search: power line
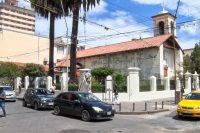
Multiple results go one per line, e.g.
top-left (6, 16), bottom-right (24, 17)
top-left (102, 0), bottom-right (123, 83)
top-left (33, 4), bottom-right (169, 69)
top-left (105, 0), bottom-right (152, 27)
top-left (0, 48), bottom-right (49, 59)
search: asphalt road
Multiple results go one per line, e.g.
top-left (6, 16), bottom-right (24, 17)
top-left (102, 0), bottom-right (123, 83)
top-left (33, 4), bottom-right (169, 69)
top-left (0, 100), bottom-right (200, 133)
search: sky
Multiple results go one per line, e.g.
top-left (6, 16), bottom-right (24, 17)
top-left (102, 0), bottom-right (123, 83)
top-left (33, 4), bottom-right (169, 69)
top-left (18, 0), bottom-right (200, 49)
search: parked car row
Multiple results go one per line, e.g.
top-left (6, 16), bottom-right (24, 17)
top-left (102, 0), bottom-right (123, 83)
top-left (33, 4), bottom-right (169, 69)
top-left (22, 88), bottom-right (115, 121)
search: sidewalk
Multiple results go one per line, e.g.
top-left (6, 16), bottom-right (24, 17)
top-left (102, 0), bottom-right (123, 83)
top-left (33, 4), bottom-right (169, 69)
top-left (112, 97), bottom-right (177, 115)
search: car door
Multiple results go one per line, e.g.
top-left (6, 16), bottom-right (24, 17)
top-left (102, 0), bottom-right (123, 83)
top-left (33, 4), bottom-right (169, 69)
top-left (24, 89), bottom-right (31, 104)
top-left (69, 93), bottom-right (82, 116)
top-left (59, 92), bottom-right (71, 115)
top-left (28, 89), bottom-right (36, 106)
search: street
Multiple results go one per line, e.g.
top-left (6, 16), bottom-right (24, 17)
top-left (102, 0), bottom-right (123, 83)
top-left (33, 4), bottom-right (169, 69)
top-left (0, 100), bottom-right (200, 133)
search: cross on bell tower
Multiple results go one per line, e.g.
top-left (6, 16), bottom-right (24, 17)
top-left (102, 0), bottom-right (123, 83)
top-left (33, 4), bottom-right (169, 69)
top-left (152, 8), bottom-right (176, 36)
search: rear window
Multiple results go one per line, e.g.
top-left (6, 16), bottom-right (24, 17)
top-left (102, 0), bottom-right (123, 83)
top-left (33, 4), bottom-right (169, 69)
top-left (0, 86), bottom-right (12, 91)
top-left (34, 89), bottom-right (52, 95)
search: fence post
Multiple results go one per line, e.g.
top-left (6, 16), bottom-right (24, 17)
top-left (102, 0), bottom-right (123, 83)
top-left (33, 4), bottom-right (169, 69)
top-left (119, 103), bottom-right (121, 112)
top-left (145, 102), bottom-right (147, 111)
top-left (133, 103), bottom-right (135, 112)
top-left (155, 102), bottom-right (157, 110)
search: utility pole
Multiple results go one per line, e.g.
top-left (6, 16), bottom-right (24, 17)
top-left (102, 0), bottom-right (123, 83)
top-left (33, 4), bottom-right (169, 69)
top-left (173, 0), bottom-right (181, 104)
top-left (38, 33), bottom-right (40, 64)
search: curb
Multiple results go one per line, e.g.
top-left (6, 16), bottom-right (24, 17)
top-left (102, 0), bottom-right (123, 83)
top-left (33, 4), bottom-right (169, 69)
top-left (115, 109), bottom-right (169, 115)
top-left (16, 97), bottom-right (23, 100)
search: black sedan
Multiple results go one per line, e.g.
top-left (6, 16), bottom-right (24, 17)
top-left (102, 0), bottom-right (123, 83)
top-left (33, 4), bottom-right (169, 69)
top-left (53, 91), bottom-right (115, 121)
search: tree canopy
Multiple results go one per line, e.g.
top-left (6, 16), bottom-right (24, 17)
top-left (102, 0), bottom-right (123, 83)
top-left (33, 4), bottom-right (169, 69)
top-left (0, 62), bottom-right (22, 84)
top-left (190, 43), bottom-right (200, 73)
top-left (22, 63), bottom-right (46, 78)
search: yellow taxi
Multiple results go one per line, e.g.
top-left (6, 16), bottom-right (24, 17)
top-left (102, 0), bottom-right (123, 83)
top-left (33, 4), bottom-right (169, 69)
top-left (177, 90), bottom-right (200, 117)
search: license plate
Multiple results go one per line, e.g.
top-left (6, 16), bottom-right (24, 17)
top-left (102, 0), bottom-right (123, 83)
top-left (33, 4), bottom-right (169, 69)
top-left (48, 102), bottom-right (54, 105)
top-left (107, 111), bottom-right (111, 115)
top-left (183, 110), bottom-right (191, 114)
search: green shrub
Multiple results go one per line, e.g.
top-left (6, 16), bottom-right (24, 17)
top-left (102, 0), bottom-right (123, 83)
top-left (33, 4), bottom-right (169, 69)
top-left (140, 84), bottom-right (151, 92)
top-left (157, 85), bottom-right (165, 91)
top-left (68, 83), bottom-right (78, 91)
top-left (91, 79), bottom-right (105, 93)
top-left (113, 73), bottom-right (127, 92)
top-left (55, 83), bottom-right (61, 90)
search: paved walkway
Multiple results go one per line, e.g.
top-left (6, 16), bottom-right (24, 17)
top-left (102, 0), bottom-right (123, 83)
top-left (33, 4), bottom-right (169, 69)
top-left (113, 97), bottom-right (177, 114)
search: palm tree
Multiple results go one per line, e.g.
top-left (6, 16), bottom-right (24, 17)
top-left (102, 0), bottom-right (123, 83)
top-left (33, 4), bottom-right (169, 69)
top-left (29, 0), bottom-right (63, 81)
top-left (59, 0), bottom-right (100, 83)
top-left (30, 0), bottom-right (100, 84)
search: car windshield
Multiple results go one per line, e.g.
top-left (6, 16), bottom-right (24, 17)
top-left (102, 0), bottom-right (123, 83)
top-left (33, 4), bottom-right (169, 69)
top-left (186, 93), bottom-right (200, 100)
top-left (34, 89), bottom-right (52, 95)
top-left (78, 93), bottom-right (101, 102)
top-left (0, 87), bottom-right (12, 91)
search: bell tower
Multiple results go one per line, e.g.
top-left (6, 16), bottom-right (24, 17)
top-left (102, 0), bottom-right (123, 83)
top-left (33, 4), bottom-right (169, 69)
top-left (152, 9), bottom-right (176, 36)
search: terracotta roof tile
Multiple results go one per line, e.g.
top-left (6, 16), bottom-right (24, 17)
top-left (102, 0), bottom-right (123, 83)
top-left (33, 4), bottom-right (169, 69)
top-left (77, 34), bottom-right (171, 58)
top-left (57, 34), bottom-right (172, 67)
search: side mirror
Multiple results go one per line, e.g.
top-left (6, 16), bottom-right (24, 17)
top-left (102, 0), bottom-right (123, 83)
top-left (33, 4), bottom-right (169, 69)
top-left (74, 99), bottom-right (80, 103)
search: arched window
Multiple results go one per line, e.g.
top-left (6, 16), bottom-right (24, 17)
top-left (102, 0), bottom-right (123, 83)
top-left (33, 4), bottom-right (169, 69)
top-left (158, 21), bottom-right (165, 35)
top-left (170, 21), bottom-right (174, 34)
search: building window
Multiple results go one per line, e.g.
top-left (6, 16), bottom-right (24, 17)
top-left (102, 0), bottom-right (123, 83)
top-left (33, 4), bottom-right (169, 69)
top-left (158, 21), bottom-right (165, 35)
top-left (57, 45), bottom-right (64, 55)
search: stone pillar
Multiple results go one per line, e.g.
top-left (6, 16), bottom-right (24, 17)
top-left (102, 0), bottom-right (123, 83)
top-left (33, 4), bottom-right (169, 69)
top-left (193, 71), bottom-right (199, 90)
top-left (176, 77), bottom-right (181, 91)
top-left (105, 75), bottom-right (113, 102)
top-left (127, 75), bottom-right (130, 101)
top-left (79, 69), bottom-right (92, 92)
top-left (185, 71), bottom-right (192, 94)
top-left (150, 76), bottom-right (156, 91)
top-left (34, 77), bottom-right (39, 88)
top-left (46, 76), bottom-right (52, 90)
top-left (24, 76), bottom-right (29, 90)
top-left (128, 67), bottom-right (140, 100)
top-left (14, 77), bottom-right (22, 94)
top-left (60, 73), bottom-right (67, 92)
top-left (164, 77), bottom-right (170, 90)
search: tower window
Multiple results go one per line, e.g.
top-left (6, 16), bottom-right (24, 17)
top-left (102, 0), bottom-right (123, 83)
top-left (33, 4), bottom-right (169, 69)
top-left (158, 21), bottom-right (165, 35)
top-left (170, 21), bottom-right (174, 34)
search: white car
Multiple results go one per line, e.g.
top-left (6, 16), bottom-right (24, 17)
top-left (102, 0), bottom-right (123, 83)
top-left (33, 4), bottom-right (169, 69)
top-left (0, 86), bottom-right (16, 102)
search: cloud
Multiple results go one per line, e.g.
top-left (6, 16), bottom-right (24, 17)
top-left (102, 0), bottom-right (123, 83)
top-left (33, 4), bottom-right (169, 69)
top-left (131, 0), bottom-right (178, 9)
top-left (75, 10), bottom-right (152, 46)
top-left (179, 23), bottom-right (200, 35)
top-left (85, 0), bottom-right (108, 16)
top-left (179, 37), bottom-right (198, 49)
top-left (18, 0), bottom-right (31, 9)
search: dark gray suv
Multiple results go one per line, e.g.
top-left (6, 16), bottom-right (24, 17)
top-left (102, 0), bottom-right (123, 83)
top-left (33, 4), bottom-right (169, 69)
top-left (22, 88), bottom-right (55, 110)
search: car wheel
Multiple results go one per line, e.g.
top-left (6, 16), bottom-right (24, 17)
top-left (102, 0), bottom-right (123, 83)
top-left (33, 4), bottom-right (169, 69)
top-left (22, 100), bottom-right (27, 107)
top-left (34, 102), bottom-right (39, 110)
top-left (54, 106), bottom-right (61, 115)
top-left (81, 110), bottom-right (90, 122)
top-left (177, 114), bottom-right (183, 119)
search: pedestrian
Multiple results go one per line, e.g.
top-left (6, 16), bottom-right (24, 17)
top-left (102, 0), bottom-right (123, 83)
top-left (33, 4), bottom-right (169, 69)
top-left (0, 87), bottom-right (6, 117)
top-left (181, 86), bottom-right (185, 99)
top-left (113, 89), bottom-right (119, 104)
top-left (50, 84), bottom-right (56, 95)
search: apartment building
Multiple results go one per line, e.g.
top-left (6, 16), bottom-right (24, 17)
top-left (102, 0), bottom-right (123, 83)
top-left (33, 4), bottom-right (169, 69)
top-left (0, 0), bottom-right (35, 34)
